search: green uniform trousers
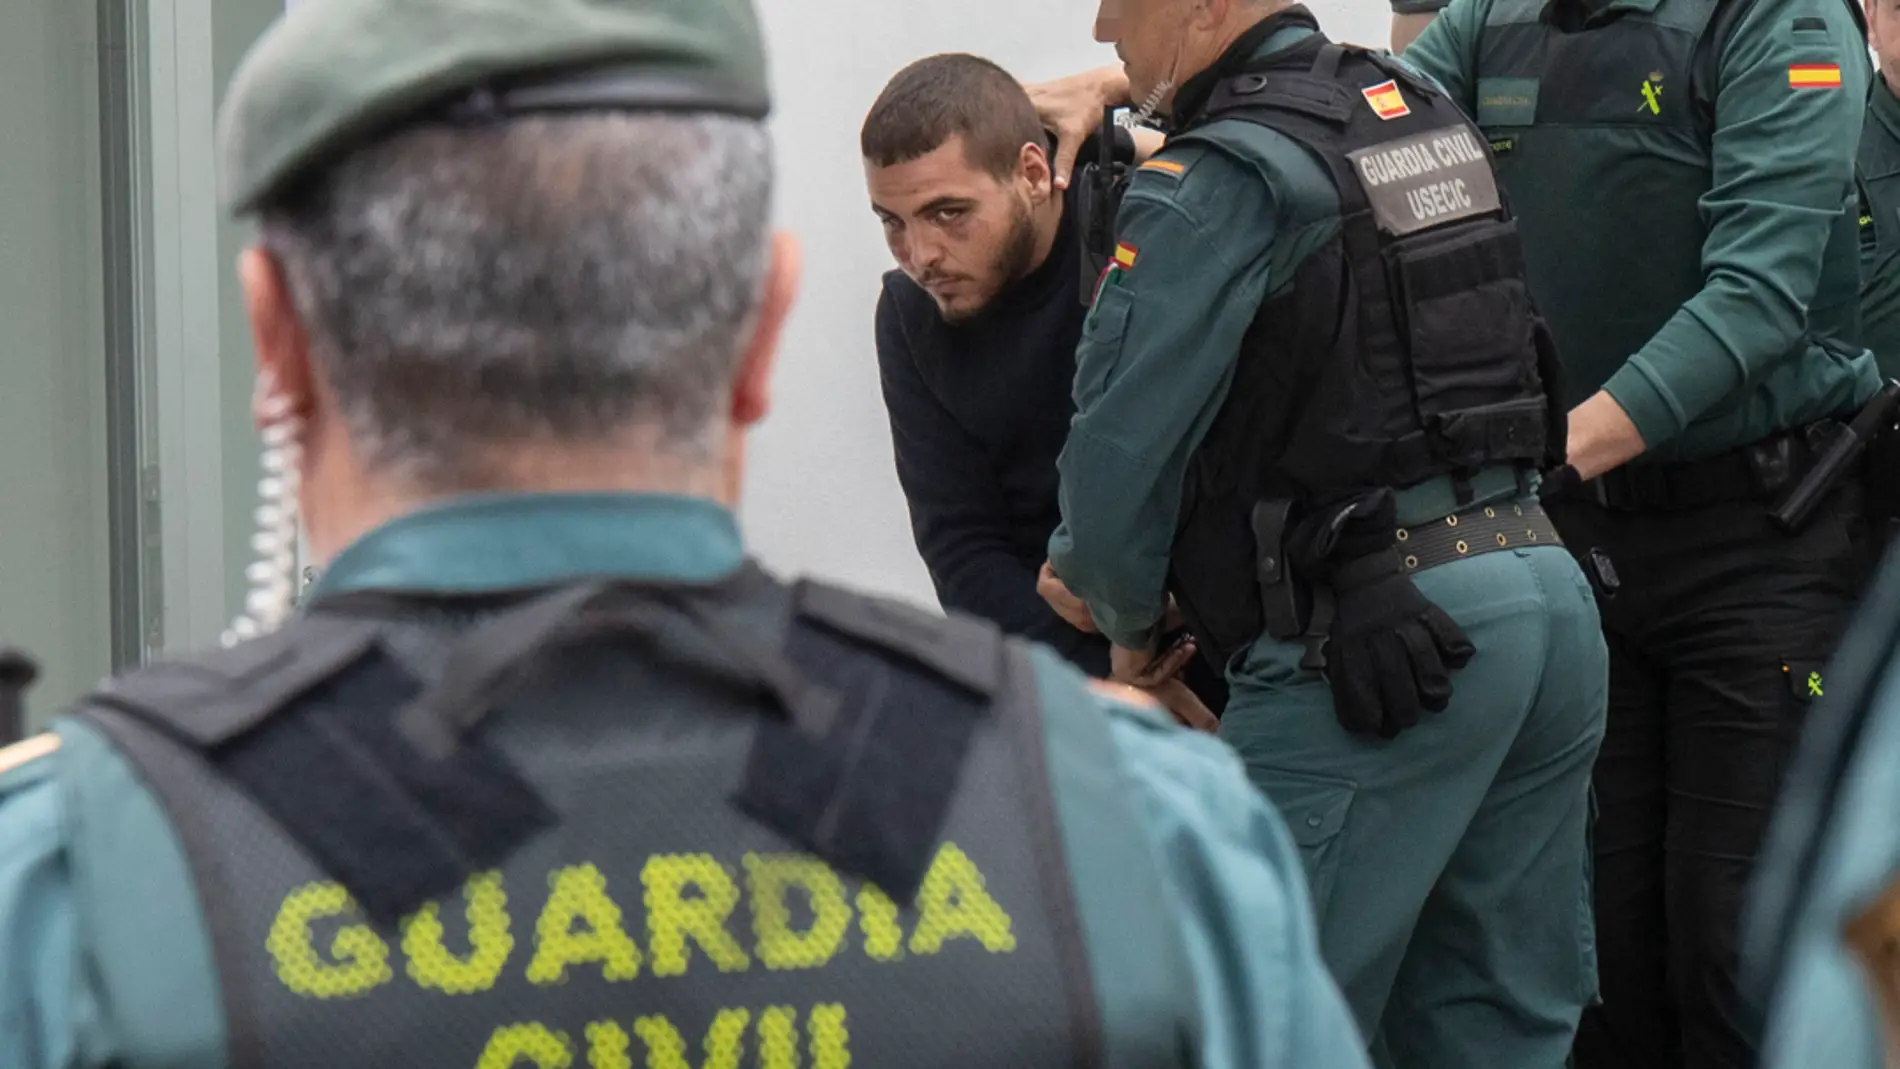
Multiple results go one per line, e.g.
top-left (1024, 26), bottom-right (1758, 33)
top-left (1220, 538), bottom-right (1608, 1069)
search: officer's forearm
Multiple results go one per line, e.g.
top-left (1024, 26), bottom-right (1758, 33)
top-left (1604, 269), bottom-right (1821, 447)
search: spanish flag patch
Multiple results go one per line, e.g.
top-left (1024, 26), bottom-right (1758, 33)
top-left (1139, 158), bottom-right (1186, 177)
top-left (1789, 63), bottom-right (1842, 88)
top-left (1114, 242), bottom-right (1138, 269)
top-left (1362, 79), bottom-right (1411, 120)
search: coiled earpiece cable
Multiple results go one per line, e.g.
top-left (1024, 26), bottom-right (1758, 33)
top-left (220, 393), bottom-right (304, 648)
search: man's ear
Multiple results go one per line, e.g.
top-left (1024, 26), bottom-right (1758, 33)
top-left (1019, 140), bottom-right (1056, 203)
top-left (731, 230), bottom-right (802, 428)
top-left (238, 246), bottom-right (316, 430)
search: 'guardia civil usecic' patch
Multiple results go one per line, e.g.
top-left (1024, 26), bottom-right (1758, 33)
top-left (1345, 125), bottom-right (1503, 237)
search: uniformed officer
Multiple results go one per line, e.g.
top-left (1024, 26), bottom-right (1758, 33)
top-left (0, 2), bottom-right (1376, 1067)
top-left (1861, 0), bottom-right (1900, 550)
top-left (1741, 547), bottom-right (1900, 1069)
top-left (1396, 6), bottom-right (1879, 1069)
top-left (1862, 0), bottom-right (1900, 374)
top-left (1035, 1), bottom-right (1895, 1066)
top-left (1033, 1), bottom-right (1610, 1066)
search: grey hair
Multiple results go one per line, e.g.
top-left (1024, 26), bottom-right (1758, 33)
top-left (257, 111), bottom-right (775, 490)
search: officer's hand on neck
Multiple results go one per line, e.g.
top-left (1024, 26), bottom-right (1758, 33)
top-left (1023, 66), bottom-right (1132, 189)
top-left (1564, 390), bottom-right (1649, 481)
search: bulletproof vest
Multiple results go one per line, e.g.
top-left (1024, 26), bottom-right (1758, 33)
top-left (1472, 0), bottom-right (1865, 407)
top-left (1162, 19), bottom-right (1565, 670)
top-left (72, 565), bottom-right (1149, 1069)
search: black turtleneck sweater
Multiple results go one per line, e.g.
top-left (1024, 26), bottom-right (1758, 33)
top-left (873, 147), bottom-right (1123, 676)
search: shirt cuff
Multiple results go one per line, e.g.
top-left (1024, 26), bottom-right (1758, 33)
top-left (1101, 617), bottom-right (1163, 655)
top-left (1603, 358), bottom-right (1683, 450)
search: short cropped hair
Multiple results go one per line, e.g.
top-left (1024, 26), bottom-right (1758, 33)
top-left (860, 53), bottom-right (1047, 179)
top-left (256, 112), bottom-right (773, 491)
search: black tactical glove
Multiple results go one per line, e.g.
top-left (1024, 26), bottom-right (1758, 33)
top-left (1286, 490), bottom-right (1476, 739)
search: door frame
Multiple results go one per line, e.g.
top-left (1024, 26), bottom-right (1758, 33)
top-left (97, 0), bottom-right (234, 666)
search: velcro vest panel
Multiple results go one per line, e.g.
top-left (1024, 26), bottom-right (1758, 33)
top-left (1474, 0), bottom-right (1864, 404)
top-left (74, 566), bottom-right (1126, 1069)
top-left (1162, 25), bottom-right (1563, 669)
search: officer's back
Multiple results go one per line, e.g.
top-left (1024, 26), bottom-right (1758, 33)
top-left (0, 2), bottom-right (1371, 1067)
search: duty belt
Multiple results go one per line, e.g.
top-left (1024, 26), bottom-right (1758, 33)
top-left (1395, 500), bottom-right (1562, 574)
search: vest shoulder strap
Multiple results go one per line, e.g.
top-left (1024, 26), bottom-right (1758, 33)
top-left (1204, 70), bottom-right (1357, 130)
top-left (84, 611), bottom-right (383, 748)
top-left (77, 598), bottom-right (563, 928)
top-left (78, 565), bottom-right (1024, 920)
top-left (1199, 34), bottom-right (1357, 133)
top-left (735, 579), bottom-right (1013, 903)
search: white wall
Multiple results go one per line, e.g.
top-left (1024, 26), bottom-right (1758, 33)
top-left (741, 0), bottom-right (1395, 606)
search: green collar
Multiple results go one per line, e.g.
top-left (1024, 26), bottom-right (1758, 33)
top-left (308, 492), bottom-right (746, 599)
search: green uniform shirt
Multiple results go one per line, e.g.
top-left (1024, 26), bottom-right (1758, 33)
top-left (1404, 0), bottom-right (1878, 460)
top-left (1860, 74), bottom-right (1900, 377)
top-left (0, 493), bottom-right (1371, 1068)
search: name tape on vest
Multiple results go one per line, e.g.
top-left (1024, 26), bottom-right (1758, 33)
top-left (1346, 125), bottom-right (1502, 238)
top-left (263, 841), bottom-right (1020, 1067)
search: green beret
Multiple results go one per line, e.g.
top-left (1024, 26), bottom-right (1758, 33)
top-left (217, 0), bottom-right (771, 215)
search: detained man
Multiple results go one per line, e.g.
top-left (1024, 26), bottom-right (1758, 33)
top-left (860, 53), bottom-right (1224, 727)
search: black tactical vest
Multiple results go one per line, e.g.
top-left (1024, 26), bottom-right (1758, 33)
top-left (71, 565), bottom-right (1169, 1069)
top-left (1162, 14), bottom-right (1566, 670)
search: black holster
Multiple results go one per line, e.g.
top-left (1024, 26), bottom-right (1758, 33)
top-left (1250, 501), bottom-right (1333, 671)
top-left (1773, 378), bottom-right (1900, 533)
top-left (1252, 501), bottom-right (1307, 638)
